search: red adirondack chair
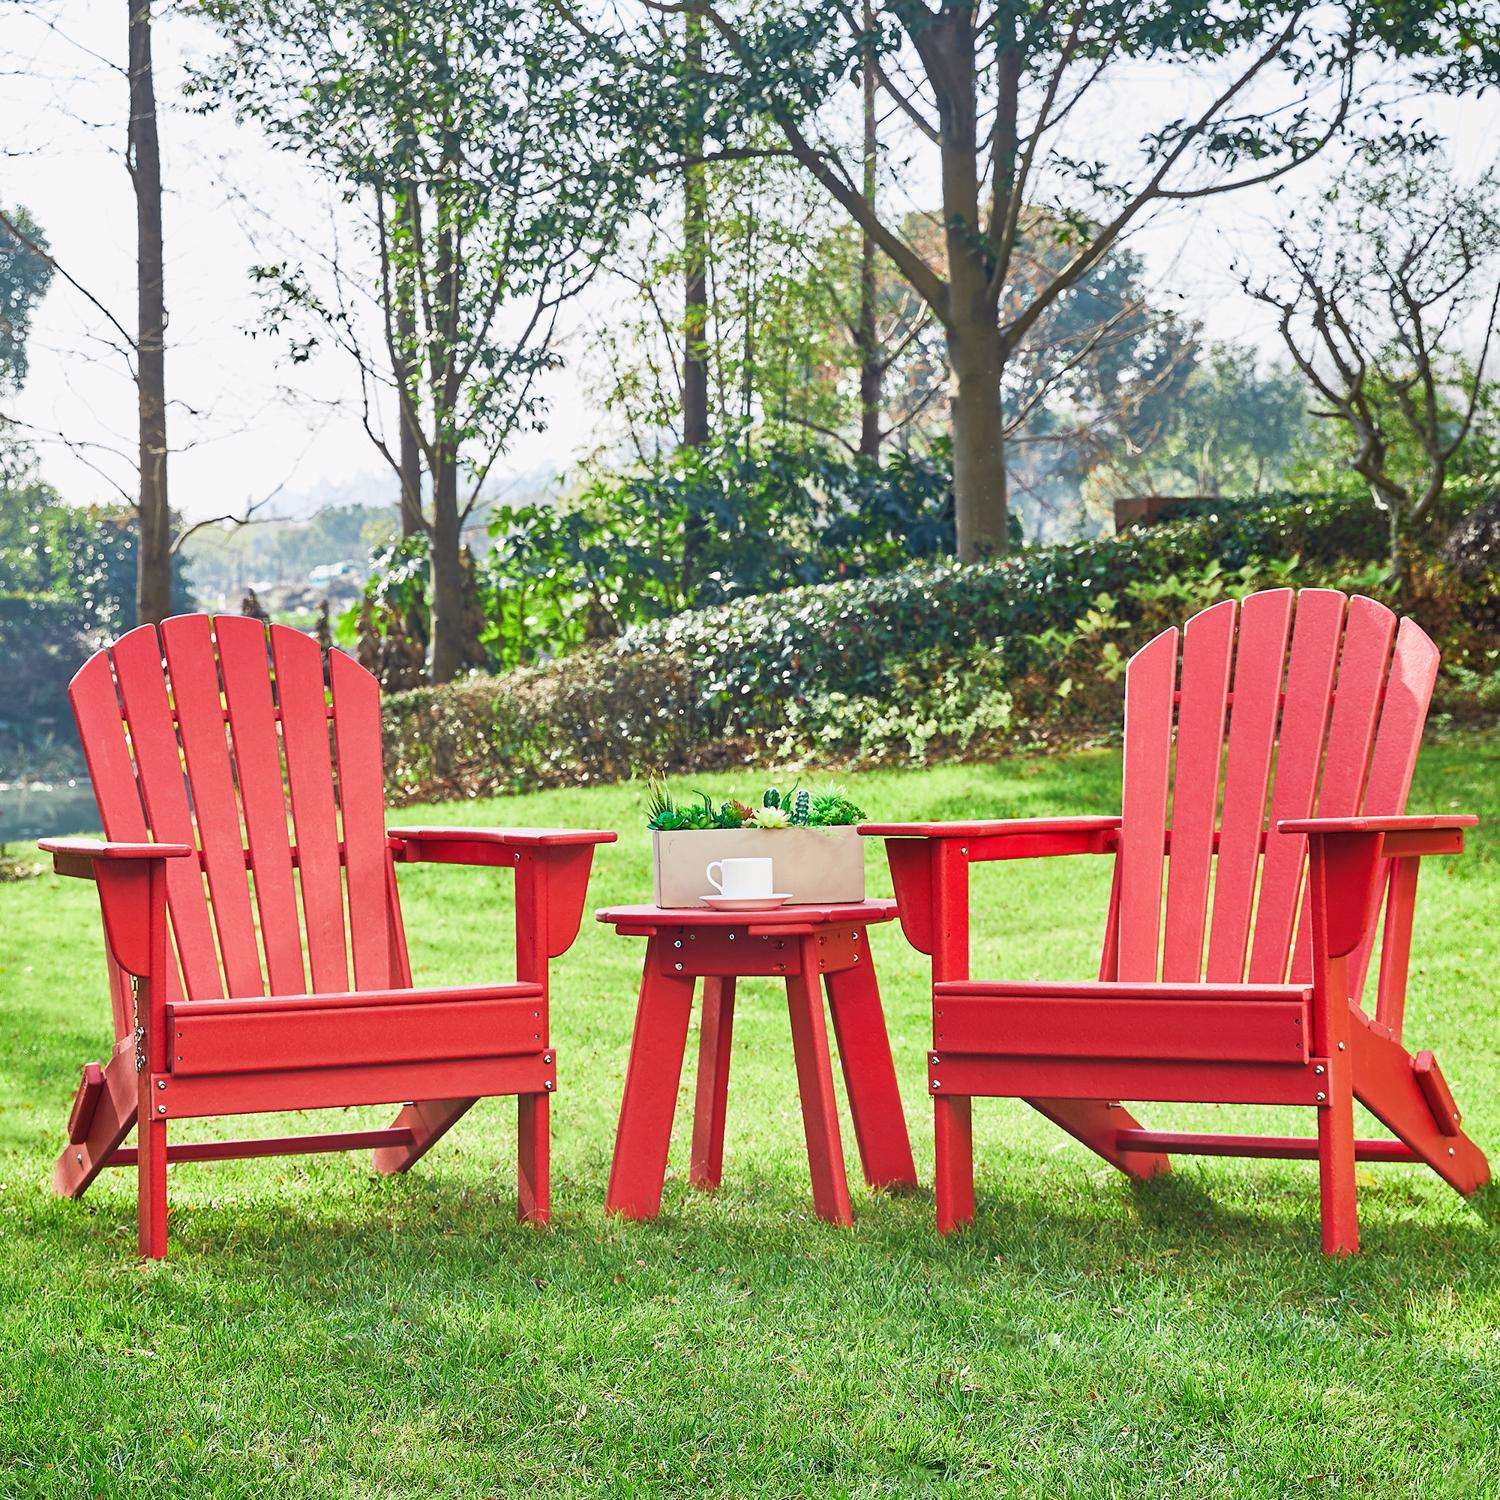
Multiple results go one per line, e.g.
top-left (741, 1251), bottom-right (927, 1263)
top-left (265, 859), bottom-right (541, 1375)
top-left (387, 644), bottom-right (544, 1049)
top-left (865, 589), bottom-right (1489, 1254)
top-left (41, 614), bottom-right (614, 1258)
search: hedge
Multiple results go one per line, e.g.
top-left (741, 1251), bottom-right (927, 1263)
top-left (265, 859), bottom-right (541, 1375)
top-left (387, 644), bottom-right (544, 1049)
top-left (382, 489), bottom-right (1483, 802)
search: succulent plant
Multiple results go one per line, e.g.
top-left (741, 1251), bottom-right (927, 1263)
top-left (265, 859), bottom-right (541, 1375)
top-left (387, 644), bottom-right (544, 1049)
top-left (645, 779), bottom-right (865, 829)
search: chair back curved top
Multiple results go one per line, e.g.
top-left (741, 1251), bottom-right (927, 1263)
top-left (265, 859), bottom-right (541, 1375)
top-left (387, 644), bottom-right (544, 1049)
top-left (69, 614), bottom-right (405, 1008)
top-left (1117, 589), bottom-right (1436, 997)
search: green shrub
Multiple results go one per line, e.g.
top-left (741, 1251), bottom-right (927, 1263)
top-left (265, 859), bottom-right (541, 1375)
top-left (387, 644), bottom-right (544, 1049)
top-left (381, 489), bottom-right (1493, 801)
top-left (612, 490), bottom-right (1444, 739)
top-left (383, 647), bottom-right (717, 803)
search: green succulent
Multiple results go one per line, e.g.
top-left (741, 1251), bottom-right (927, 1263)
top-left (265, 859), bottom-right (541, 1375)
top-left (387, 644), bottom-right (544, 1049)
top-left (645, 778), bottom-right (865, 830)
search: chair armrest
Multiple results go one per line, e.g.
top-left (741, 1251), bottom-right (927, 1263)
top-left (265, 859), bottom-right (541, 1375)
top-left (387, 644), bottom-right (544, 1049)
top-left (387, 826), bottom-right (616, 965)
top-left (40, 839), bottom-right (188, 977)
top-left (1278, 814), bottom-right (1476, 861)
top-left (388, 826), bottom-right (617, 862)
top-left (1286, 815), bottom-right (1477, 961)
top-left (1278, 815), bottom-right (1477, 835)
top-left (861, 816), bottom-right (1120, 873)
top-left (859, 816), bottom-right (1121, 839)
top-left (40, 837), bottom-right (194, 881)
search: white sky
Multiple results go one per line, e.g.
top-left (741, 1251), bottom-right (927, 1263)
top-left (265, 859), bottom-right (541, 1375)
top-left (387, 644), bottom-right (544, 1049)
top-left (3, 2), bottom-right (1496, 519)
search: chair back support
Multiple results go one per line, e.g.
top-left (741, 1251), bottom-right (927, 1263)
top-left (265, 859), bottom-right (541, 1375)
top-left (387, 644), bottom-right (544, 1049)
top-left (70, 614), bottom-right (405, 1003)
top-left (1117, 589), bottom-right (1437, 995)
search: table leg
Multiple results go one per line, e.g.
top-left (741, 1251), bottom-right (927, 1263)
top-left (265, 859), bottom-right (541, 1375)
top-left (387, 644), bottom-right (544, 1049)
top-left (785, 940), bottom-right (853, 1227)
top-left (606, 938), bottom-right (696, 1219)
top-left (825, 948), bottom-right (918, 1192)
top-left (690, 976), bottom-right (736, 1191)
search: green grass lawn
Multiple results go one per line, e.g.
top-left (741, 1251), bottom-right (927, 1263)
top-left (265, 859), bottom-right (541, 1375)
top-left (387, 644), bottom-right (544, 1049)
top-left (1, 736), bottom-right (1496, 1496)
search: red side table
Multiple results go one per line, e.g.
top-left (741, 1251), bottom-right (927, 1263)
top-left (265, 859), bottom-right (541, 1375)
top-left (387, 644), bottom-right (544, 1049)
top-left (597, 900), bottom-right (917, 1226)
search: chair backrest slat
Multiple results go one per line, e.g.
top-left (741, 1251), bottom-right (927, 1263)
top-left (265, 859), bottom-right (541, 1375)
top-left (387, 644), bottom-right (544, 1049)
top-left (330, 648), bottom-right (400, 990)
top-left (1345, 618), bottom-right (1438, 998)
top-left (1117, 627), bottom-right (1177, 981)
top-left (1118, 589), bottom-right (1435, 996)
top-left (1203, 589), bottom-right (1293, 984)
top-left (160, 615), bottom-right (264, 998)
top-left (217, 614), bottom-right (307, 995)
top-left (1286, 596), bottom-right (1396, 983)
top-left (1160, 601), bottom-right (1235, 981)
top-left (110, 624), bottom-right (224, 998)
top-left (69, 615), bottom-right (397, 1002)
top-left (69, 651), bottom-right (177, 1027)
top-left (270, 624), bottom-right (350, 993)
top-left (1246, 589), bottom-right (1344, 983)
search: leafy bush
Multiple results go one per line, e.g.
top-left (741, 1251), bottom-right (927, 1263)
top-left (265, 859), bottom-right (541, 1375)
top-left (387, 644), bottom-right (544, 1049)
top-left (612, 489), bottom-right (1446, 739)
top-left (381, 489), bottom-right (1494, 801)
top-left (359, 440), bottom-right (955, 683)
top-left (383, 646), bottom-right (717, 802)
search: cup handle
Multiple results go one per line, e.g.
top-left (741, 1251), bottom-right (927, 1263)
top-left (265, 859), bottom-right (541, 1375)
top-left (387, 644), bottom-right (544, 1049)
top-left (706, 860), bottom-right (724, 894)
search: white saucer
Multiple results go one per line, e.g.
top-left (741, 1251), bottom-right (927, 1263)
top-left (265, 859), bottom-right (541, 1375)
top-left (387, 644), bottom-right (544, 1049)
top-left (699, 893), bottom-right (794, 911)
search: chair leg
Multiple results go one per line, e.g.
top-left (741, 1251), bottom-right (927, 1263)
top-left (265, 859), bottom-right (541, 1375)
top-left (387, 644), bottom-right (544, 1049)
top-left (1317, 1065), bottom-right (1359, 1256)
top-left (373, 1098), bottom-right (478, 1175)
top-left (517, 1092), bottom-right (550, 1224)
top-left (138, 1109), bottom-right (168, 1260)
top-left (933, 1094), bottom-right (975, 1234)
top-left (54, 1051), bottom-right (136, 1199)
top-left (784, 954), bottom-right (853, 1227)
top-left (690, 977), bottom-right (735, 1191)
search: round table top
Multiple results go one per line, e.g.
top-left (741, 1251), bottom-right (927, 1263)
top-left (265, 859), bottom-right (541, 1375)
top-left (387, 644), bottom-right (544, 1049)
top-left (597, 898), bottom-right (898, 931)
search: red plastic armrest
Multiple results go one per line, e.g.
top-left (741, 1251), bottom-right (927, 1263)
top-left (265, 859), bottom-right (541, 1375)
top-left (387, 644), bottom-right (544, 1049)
top-left (40, 837), bottom-right (194, 881)
top-left (1278, 815), bottom-right (1477, 835)
top-left (1279, 814), bottom-right (1476, 860)
top-left (861, 816), bottom-right (1120, 868)
top-left (858, 816), bottom-right (1121, 839)
top-left (388, 826), bottom-right (617, 862)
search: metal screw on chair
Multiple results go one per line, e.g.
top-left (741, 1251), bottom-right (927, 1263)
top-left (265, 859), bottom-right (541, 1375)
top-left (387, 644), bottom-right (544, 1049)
top-left (157, 1104), bottom-right (167, 1115)
top-left (1314, 1065), bottom-right (1325, 1076)
top-left (674, 961), bottom-right (683, 971)
top-left (1337, 1041), bottom-right (1345, 1050)
top-left (544, 1080), bottom-right (555, 1091)
top-left (1448, 1146), bottom-right (1456, 1156)
top-left (674, 939), bottom-right (683, 949)
top-left (1315, 1092), bottom-right (1326, 1102)
top-left (931, 1078), bottom-right (941, 1089)
top-left (542, 1053), bottom-right (553, 1065)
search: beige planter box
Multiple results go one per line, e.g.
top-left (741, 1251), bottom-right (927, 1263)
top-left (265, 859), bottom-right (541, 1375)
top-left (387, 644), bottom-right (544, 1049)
top-left (652, 826), bottom-right (865, 908)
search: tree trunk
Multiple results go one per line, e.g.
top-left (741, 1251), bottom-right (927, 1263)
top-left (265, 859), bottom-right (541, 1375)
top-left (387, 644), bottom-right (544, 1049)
top-left (947, 318), bottom-right (1008, 560)
top-left (425, 157), bottom-right (465, 684)
top-left (931, 5), bottom-right (1008, 561)
top-left (394, 182), bottom-right (424, 538)
top-left (128, 0), bottom-right (171, 625)
top-left (427, 443), bottom-right (464, 683)
top-left (679, 3), bottom-right (710, 600)
top-left (856, 0), bottom-right (881, 460)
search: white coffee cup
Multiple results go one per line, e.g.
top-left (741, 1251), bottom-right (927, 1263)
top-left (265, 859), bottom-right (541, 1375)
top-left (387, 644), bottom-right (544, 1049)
top-left (706, 856), bottom-right (773, 899)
